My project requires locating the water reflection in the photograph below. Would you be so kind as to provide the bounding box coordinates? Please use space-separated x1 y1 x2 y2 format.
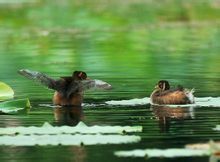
53 106 83 126
151 105 194 132
69 146 87 162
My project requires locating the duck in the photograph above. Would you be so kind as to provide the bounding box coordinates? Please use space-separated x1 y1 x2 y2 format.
18 69 112 106
150 80 195 105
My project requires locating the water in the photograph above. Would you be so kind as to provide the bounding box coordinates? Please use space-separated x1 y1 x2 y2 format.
0 0 220 161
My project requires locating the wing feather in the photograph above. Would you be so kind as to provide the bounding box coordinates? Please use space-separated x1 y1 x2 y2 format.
18 69 58 90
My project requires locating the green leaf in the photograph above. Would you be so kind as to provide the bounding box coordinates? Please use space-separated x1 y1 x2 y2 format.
0 82 14 101
0 98 31 114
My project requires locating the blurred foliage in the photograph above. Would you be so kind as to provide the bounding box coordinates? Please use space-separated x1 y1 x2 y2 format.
0 0 219 100
0 0 219 28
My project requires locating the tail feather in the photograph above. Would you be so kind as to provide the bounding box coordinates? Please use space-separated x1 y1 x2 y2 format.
184 88 195 104
18 69 57 90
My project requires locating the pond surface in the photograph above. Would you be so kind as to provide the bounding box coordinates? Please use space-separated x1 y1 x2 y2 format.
0 0 220 162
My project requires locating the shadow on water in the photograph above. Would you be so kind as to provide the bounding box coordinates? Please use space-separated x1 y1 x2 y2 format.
53 106 83 126
151 105 194 133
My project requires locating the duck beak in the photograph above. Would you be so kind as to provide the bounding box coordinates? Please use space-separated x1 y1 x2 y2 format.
154 84 159 89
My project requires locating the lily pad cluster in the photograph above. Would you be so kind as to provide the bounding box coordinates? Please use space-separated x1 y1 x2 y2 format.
0 81 31 114
0 82 14 101
106 97 220 107
0 122 142 146
114 140 220 158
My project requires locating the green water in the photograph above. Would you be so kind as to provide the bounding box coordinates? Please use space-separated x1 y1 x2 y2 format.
0 0 220 161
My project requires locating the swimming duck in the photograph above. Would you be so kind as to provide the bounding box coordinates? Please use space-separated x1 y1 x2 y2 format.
150 80 194 105
18 69 112 106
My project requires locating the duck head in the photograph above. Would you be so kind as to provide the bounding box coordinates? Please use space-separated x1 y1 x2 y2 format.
72 71 88 80
155 80 170 91
72 71 112 90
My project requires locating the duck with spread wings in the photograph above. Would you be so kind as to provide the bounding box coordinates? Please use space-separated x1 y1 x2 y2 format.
18 69 112 106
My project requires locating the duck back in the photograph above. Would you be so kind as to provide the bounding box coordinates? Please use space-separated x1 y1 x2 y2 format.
53 78 83 106
150 89 194 105
53 91 83 106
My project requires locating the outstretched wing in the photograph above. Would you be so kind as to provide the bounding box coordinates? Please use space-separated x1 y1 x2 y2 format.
18 69 58 90
65 79 112 97
80 79 112 91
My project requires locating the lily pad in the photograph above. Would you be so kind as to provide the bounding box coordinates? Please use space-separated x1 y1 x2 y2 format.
0 98 31 114
0 122 141 146
0 82 14 101
105 97 220 107
186 140 220 154
115 148 210 158
115 141 220 158
0 121 142 135
0 134 141 146
213 125 220 131
106 97 150 106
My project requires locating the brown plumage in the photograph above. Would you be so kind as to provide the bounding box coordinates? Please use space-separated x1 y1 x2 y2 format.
150 80 194 105
18 69 112 106
52 71 87 106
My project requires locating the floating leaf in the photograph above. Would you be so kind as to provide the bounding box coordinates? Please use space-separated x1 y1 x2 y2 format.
213 125 220 131
0 134 140 146
0 98 31 114
115 148 210 158
186 142 212 150
0 122 141 146
0 121 142 135
115 141 220 158
186 140 220 154
106 97 150 106
105 97 220 107
0 82 14 101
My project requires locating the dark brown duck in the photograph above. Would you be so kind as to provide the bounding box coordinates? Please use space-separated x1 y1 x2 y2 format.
150 80 195 105
18 69 112 106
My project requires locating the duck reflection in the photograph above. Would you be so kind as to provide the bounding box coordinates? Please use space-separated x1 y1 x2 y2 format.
151 105 194 132
53 106 83 126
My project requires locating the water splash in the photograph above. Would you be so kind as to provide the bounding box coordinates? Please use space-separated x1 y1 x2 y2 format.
0 122 141 146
